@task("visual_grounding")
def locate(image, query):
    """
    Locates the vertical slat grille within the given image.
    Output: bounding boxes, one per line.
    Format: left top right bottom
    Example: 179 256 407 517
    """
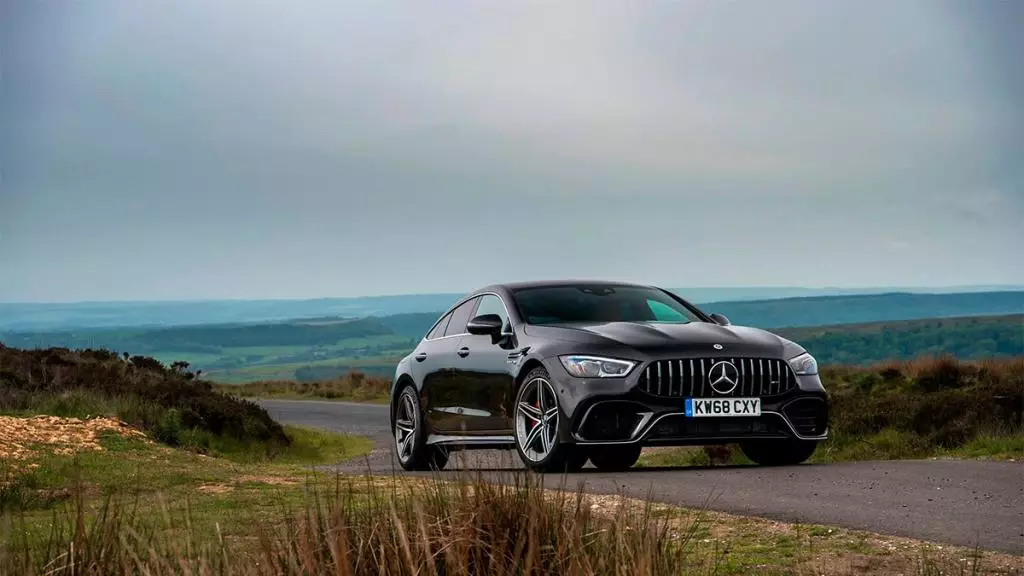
639 357 797 398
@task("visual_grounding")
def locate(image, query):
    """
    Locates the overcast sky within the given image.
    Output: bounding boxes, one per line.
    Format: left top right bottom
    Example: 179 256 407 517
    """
1 0 1021 303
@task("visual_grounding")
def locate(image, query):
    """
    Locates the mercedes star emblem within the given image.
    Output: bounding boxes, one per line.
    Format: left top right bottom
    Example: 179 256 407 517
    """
708 360 740 395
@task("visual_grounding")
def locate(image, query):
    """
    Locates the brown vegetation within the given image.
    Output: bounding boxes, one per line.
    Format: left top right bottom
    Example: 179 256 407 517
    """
823 356 1022 453
219 370 391 402
0 344 290 456
4 470 1021 576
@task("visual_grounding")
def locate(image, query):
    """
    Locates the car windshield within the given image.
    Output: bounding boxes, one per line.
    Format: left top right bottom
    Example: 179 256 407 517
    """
511 285 707 325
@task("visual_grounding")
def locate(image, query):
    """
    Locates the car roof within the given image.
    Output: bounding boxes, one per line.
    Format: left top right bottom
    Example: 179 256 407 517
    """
475 279 657 294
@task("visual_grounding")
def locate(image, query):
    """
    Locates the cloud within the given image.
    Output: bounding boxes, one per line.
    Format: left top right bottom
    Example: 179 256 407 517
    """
0 0 1021 301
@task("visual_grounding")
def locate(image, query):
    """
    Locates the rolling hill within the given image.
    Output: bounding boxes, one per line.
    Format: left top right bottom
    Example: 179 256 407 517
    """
1 292 1020 383
2 286 1021 331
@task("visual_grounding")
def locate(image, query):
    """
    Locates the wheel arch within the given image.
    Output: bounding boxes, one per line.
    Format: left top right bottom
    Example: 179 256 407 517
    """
390 374 416 427
515 358 547 390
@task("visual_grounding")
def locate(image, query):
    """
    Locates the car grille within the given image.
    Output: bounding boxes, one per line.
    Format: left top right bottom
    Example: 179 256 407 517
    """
638 357 797 398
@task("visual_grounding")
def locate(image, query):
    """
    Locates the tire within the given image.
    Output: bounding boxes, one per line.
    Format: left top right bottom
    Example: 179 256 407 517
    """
513 366 586 473
588 444 642 472
392 384 449 471
740 439 818 466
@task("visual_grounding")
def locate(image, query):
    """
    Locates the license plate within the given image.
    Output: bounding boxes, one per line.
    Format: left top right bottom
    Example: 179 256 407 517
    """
685 397 761 417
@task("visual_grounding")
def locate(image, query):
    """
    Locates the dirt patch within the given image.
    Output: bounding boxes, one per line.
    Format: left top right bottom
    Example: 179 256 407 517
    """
236 475 300 486
197 484 234 494
0 415 148 464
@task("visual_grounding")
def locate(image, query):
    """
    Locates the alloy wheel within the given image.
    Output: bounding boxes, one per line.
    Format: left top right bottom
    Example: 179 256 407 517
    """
394 390 418 464
515 376 560 462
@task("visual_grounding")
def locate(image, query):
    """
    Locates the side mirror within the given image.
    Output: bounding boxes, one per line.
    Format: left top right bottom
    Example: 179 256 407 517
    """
466 313 504 336
709 313 731 326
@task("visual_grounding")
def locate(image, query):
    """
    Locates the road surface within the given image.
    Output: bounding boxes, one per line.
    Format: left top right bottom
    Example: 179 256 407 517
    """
259 398 1024 555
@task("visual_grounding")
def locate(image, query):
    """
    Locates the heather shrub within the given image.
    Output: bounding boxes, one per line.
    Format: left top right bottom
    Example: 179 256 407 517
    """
0 344 290 456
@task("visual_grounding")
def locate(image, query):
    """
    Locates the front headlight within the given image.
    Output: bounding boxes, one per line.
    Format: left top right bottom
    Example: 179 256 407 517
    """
559 355 636 378
787 352 819 376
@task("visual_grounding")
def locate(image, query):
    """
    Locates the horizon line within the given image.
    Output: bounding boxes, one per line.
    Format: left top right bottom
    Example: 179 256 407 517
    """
3 284 1024 307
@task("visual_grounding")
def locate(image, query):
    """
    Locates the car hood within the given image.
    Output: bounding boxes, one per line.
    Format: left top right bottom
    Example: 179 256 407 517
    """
524 321 798 358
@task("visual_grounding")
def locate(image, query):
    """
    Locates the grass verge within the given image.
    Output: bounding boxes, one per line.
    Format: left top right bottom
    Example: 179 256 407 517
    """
2 458 1021 575
0 421 373 515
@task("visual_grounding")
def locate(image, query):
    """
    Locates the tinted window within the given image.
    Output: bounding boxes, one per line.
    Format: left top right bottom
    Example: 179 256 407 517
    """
426 313 451 339
511 285 704 325
647 299 688 322
475 294 510 332
443 297 480 336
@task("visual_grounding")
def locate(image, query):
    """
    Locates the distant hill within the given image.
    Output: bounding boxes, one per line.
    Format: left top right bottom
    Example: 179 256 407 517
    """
704 291 1024 329
777 314 1023 366
2 293 1021 383
2 285 1021 331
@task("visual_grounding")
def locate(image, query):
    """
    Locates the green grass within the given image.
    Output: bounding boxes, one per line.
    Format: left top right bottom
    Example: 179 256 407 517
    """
268 425 374 465
1 424 373 518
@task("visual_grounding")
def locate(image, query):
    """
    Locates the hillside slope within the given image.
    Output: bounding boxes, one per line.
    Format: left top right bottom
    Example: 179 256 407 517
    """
2 296 1021 381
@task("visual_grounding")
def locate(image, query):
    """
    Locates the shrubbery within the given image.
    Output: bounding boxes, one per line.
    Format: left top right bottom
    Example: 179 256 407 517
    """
824 356 1022 446
220 370 391 402
0 343 290 456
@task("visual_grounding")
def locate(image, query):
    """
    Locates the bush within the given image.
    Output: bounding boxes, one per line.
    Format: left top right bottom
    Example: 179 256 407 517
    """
220 370 391 402
0 345 290 456
821 355 1023 459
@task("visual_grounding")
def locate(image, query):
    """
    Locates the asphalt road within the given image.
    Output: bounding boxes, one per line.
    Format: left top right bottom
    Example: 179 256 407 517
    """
259 398 1024 555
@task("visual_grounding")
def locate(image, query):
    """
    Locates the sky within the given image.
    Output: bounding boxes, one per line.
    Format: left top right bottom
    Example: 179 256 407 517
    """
1 0 1022 303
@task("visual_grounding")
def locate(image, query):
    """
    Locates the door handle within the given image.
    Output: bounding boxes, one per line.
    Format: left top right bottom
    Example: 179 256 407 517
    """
414 352 428 362
457 347 470 358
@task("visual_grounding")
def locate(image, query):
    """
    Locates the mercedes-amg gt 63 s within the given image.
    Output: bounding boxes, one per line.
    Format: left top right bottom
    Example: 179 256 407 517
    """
389 281 829 473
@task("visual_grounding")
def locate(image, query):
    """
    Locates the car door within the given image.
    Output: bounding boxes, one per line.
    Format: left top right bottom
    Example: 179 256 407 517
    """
452 294 518 435
408 310 455 435
422 297 480 434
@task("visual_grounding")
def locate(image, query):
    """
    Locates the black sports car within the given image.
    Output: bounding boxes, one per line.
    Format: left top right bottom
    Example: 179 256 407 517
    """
390 280 829 472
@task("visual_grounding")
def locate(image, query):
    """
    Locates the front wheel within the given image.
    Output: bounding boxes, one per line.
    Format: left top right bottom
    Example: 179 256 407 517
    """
740 439 818 466
514 367 586 473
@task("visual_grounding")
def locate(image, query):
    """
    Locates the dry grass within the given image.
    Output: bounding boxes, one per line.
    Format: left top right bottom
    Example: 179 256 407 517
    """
2 469 1021 576
218 370 391 403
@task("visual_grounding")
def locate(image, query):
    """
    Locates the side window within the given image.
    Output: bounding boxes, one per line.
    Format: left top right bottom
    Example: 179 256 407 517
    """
475 294 510 332
426 313 451 340
647 299 688 323
443 297 480 337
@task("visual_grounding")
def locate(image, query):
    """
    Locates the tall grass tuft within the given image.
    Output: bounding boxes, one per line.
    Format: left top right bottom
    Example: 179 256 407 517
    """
1 469 705 576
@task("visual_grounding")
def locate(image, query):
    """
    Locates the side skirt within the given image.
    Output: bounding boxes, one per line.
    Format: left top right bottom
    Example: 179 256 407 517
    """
426 434 516 451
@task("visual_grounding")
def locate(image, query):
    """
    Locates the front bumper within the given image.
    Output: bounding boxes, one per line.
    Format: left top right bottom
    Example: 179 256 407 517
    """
543 357 830 446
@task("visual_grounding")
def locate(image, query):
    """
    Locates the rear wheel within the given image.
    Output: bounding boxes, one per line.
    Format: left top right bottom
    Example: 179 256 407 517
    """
514 367 586 473
740 439 818 466
393 384 449 471
588 444 642 472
